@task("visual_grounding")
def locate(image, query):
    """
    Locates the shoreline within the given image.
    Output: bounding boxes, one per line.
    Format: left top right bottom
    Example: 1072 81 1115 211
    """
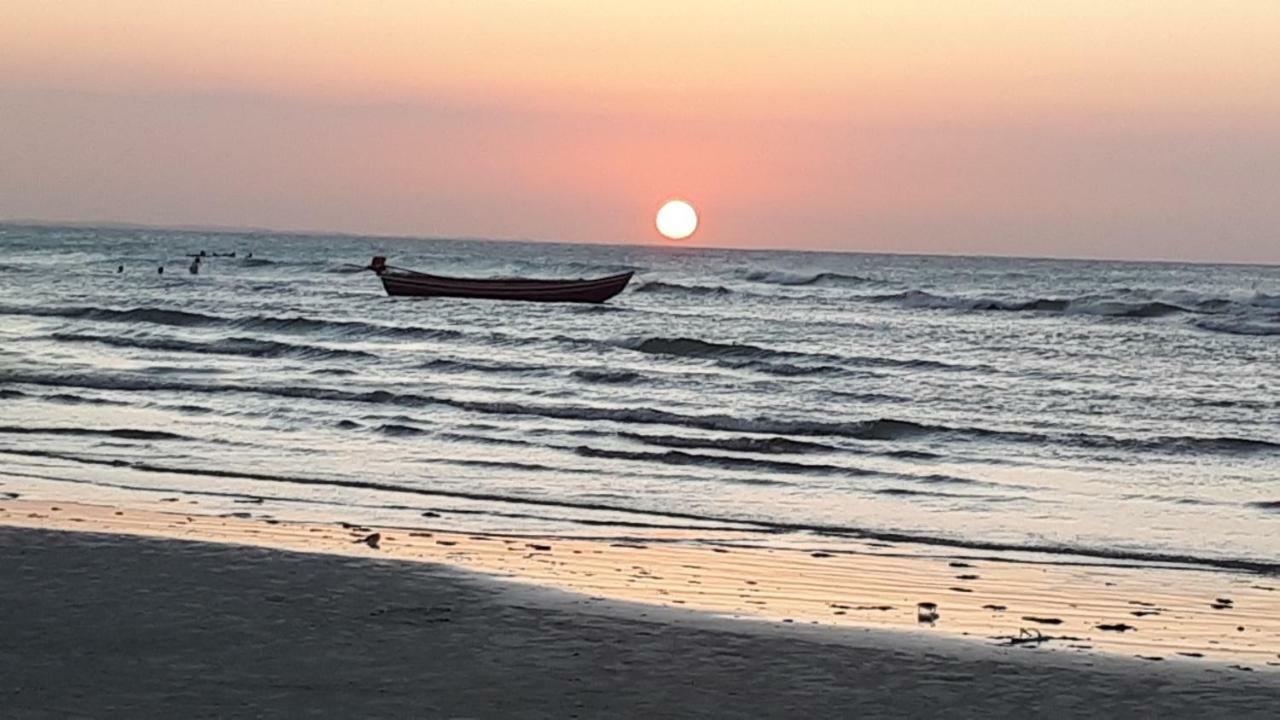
2 497 1277 673
5 449 1276 576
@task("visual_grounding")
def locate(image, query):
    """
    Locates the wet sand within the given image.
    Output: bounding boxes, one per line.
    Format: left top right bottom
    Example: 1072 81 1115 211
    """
3 499 1279 665
1 501 1279 717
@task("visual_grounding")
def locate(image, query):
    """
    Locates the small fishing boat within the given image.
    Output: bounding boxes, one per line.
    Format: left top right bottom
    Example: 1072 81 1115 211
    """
368 256 633 304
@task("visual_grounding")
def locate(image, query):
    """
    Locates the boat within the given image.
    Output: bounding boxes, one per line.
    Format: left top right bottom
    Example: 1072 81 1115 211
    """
368 256 633 304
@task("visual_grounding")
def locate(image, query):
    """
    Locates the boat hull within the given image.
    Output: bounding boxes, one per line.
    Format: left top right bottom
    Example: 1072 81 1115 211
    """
379 270 634 303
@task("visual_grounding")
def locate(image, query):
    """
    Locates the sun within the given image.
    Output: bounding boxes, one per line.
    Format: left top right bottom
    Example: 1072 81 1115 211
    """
655 199 698 240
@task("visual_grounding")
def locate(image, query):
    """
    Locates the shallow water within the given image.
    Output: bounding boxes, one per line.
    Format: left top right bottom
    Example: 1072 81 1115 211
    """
1 224 1277 570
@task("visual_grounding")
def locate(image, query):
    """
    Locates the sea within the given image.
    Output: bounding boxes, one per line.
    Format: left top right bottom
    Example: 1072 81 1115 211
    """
1 224 1277 572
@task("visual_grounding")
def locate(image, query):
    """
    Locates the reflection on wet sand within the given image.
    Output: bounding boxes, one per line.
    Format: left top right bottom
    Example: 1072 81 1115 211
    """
2 498 1277 671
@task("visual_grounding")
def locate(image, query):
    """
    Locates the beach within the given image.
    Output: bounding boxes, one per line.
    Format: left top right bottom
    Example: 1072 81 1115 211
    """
2 498 1278 718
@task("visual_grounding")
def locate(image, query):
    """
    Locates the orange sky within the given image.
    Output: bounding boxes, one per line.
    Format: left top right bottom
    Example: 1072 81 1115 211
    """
2 1 1278 260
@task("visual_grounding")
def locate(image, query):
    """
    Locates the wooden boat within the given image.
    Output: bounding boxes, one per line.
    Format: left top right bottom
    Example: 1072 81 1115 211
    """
369 256 633 304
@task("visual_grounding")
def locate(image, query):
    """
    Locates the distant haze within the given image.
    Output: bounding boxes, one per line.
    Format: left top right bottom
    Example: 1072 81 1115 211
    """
2 1 1278 262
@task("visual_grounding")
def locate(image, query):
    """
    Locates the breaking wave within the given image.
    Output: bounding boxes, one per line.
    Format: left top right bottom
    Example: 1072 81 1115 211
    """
634 281 734 297
744 270 876 287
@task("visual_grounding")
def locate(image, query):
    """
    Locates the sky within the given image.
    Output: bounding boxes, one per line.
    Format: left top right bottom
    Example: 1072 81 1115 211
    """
1 1 1278 262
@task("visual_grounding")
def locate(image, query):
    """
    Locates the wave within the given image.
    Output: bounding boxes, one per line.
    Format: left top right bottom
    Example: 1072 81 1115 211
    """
744 270 875 287
634 281 734 297
1193 317 1280 337
620 337 853 379
5 370 1276 458
617 335 981 376
170 403 215 415
1076 433 1280 455
868 290 1188 317
310 368 357 376
0 426 191 441
423 457 595 475
621 336 771 359
574 445 864 480
419 357 553 376
239 257 276 267
583 445 986 487
3 305 222 327
724 360 848 377
0 304 465 342
862 288 1280 324
572 368 642 385
433 432 541 449
619 432 944 462
375 423 428 437
49 332 374 361
347 396 1280 457
441 397 944 443
619 340 840 377
44 393 129 406
874 487 976 499
621 432 838 455
13 448 1277 575
0 372 439 409
1252 501 1280 511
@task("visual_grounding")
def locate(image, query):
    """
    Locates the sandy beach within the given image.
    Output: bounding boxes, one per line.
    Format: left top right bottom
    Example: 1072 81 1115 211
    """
2 497 1278 718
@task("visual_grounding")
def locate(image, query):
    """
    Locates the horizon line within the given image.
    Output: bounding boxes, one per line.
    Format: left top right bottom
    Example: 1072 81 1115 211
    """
2 216 1276 269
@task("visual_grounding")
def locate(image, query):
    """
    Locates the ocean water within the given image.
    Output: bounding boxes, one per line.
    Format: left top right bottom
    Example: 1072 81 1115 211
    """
1 224 1277 571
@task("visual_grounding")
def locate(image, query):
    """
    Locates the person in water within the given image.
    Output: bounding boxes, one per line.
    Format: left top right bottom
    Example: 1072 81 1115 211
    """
158 266 164 274
117 265 123 273
189 256 201 275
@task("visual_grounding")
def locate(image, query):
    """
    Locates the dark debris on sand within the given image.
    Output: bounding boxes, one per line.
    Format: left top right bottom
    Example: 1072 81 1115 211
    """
992 629 1083 647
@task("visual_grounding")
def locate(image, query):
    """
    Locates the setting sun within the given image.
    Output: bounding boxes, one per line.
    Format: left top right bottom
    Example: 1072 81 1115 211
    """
655 200 698 240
